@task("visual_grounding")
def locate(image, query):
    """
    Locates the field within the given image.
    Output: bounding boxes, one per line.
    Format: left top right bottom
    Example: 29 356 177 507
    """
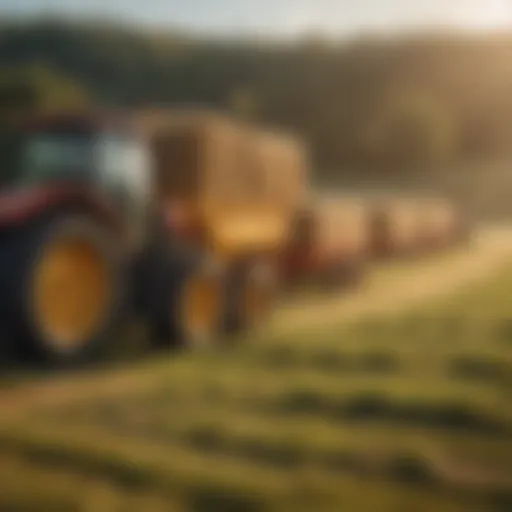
0 228 511 511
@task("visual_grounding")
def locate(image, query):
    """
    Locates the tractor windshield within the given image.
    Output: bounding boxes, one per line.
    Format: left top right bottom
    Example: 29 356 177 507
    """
0 130 151 193
20 133 92 186
0 130 92 188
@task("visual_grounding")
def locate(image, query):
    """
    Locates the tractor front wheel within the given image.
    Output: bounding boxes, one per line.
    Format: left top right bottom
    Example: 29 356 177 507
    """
0 214 123 366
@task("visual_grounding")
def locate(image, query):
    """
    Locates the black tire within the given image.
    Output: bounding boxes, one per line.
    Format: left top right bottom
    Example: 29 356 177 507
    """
143 246 227 351
224 260 279 336
0 214 124 367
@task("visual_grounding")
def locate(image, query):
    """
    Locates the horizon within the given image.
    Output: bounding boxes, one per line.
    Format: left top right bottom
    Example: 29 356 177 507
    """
1 1 512 41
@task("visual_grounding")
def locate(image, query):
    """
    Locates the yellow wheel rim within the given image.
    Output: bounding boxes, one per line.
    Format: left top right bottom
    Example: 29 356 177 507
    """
182 274 220 341
33 237 112 351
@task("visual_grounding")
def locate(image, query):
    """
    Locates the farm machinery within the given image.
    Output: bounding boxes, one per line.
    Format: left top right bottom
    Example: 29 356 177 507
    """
0 109 469 367
0 110 306 366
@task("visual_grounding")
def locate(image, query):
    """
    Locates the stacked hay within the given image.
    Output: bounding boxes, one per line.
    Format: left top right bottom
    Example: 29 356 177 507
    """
143 110 242 204
140 109 309 259
138 110 307 211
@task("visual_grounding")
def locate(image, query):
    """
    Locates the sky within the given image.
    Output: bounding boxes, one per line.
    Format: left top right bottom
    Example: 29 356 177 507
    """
1 0 512 39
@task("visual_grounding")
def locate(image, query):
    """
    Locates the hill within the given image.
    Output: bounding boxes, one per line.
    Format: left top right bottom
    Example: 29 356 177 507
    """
2 20 512 176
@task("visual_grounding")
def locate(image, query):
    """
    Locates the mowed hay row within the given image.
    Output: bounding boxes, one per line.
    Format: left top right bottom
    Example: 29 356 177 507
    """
2 270 512 511
0 430 490 512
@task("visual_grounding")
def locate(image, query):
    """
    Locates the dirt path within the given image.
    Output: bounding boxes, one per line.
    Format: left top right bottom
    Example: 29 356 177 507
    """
269 225 512 335
1 226 512 418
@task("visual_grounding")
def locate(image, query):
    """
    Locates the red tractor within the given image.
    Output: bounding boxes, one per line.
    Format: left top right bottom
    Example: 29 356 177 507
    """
0 112 227 366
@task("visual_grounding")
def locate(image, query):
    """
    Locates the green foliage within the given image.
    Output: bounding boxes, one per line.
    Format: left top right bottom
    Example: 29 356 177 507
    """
366 90 457 172
23 63 89 111
0 62 89 119
1 19 511 176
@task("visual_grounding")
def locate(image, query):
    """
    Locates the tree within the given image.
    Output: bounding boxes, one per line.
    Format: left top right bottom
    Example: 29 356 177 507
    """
365 90 458 173
0 63 89 120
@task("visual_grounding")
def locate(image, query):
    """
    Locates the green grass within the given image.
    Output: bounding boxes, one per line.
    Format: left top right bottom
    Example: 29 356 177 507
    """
1 266 512 510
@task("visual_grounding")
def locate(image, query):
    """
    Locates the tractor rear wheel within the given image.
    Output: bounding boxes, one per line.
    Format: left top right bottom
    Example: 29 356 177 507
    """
0 214 123 366
148 253 226 351
225 260 279 335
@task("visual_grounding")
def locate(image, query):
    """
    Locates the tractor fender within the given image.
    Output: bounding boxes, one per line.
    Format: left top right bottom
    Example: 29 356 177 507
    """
0 185 124 238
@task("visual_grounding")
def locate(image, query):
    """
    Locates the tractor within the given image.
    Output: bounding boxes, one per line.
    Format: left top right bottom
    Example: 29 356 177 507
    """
0 110 303 366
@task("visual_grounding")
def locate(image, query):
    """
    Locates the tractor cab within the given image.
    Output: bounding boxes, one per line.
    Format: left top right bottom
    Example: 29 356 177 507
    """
0 112 153 244
3 112 150 191
0 112 160 365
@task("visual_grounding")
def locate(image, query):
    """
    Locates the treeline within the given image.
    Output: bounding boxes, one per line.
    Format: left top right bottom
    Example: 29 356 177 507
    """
2 19 512 177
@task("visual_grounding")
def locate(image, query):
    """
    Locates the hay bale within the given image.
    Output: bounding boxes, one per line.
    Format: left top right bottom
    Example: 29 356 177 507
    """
327 197 370 264
282 196 370 285
369 199 420 258
417 199 459 251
